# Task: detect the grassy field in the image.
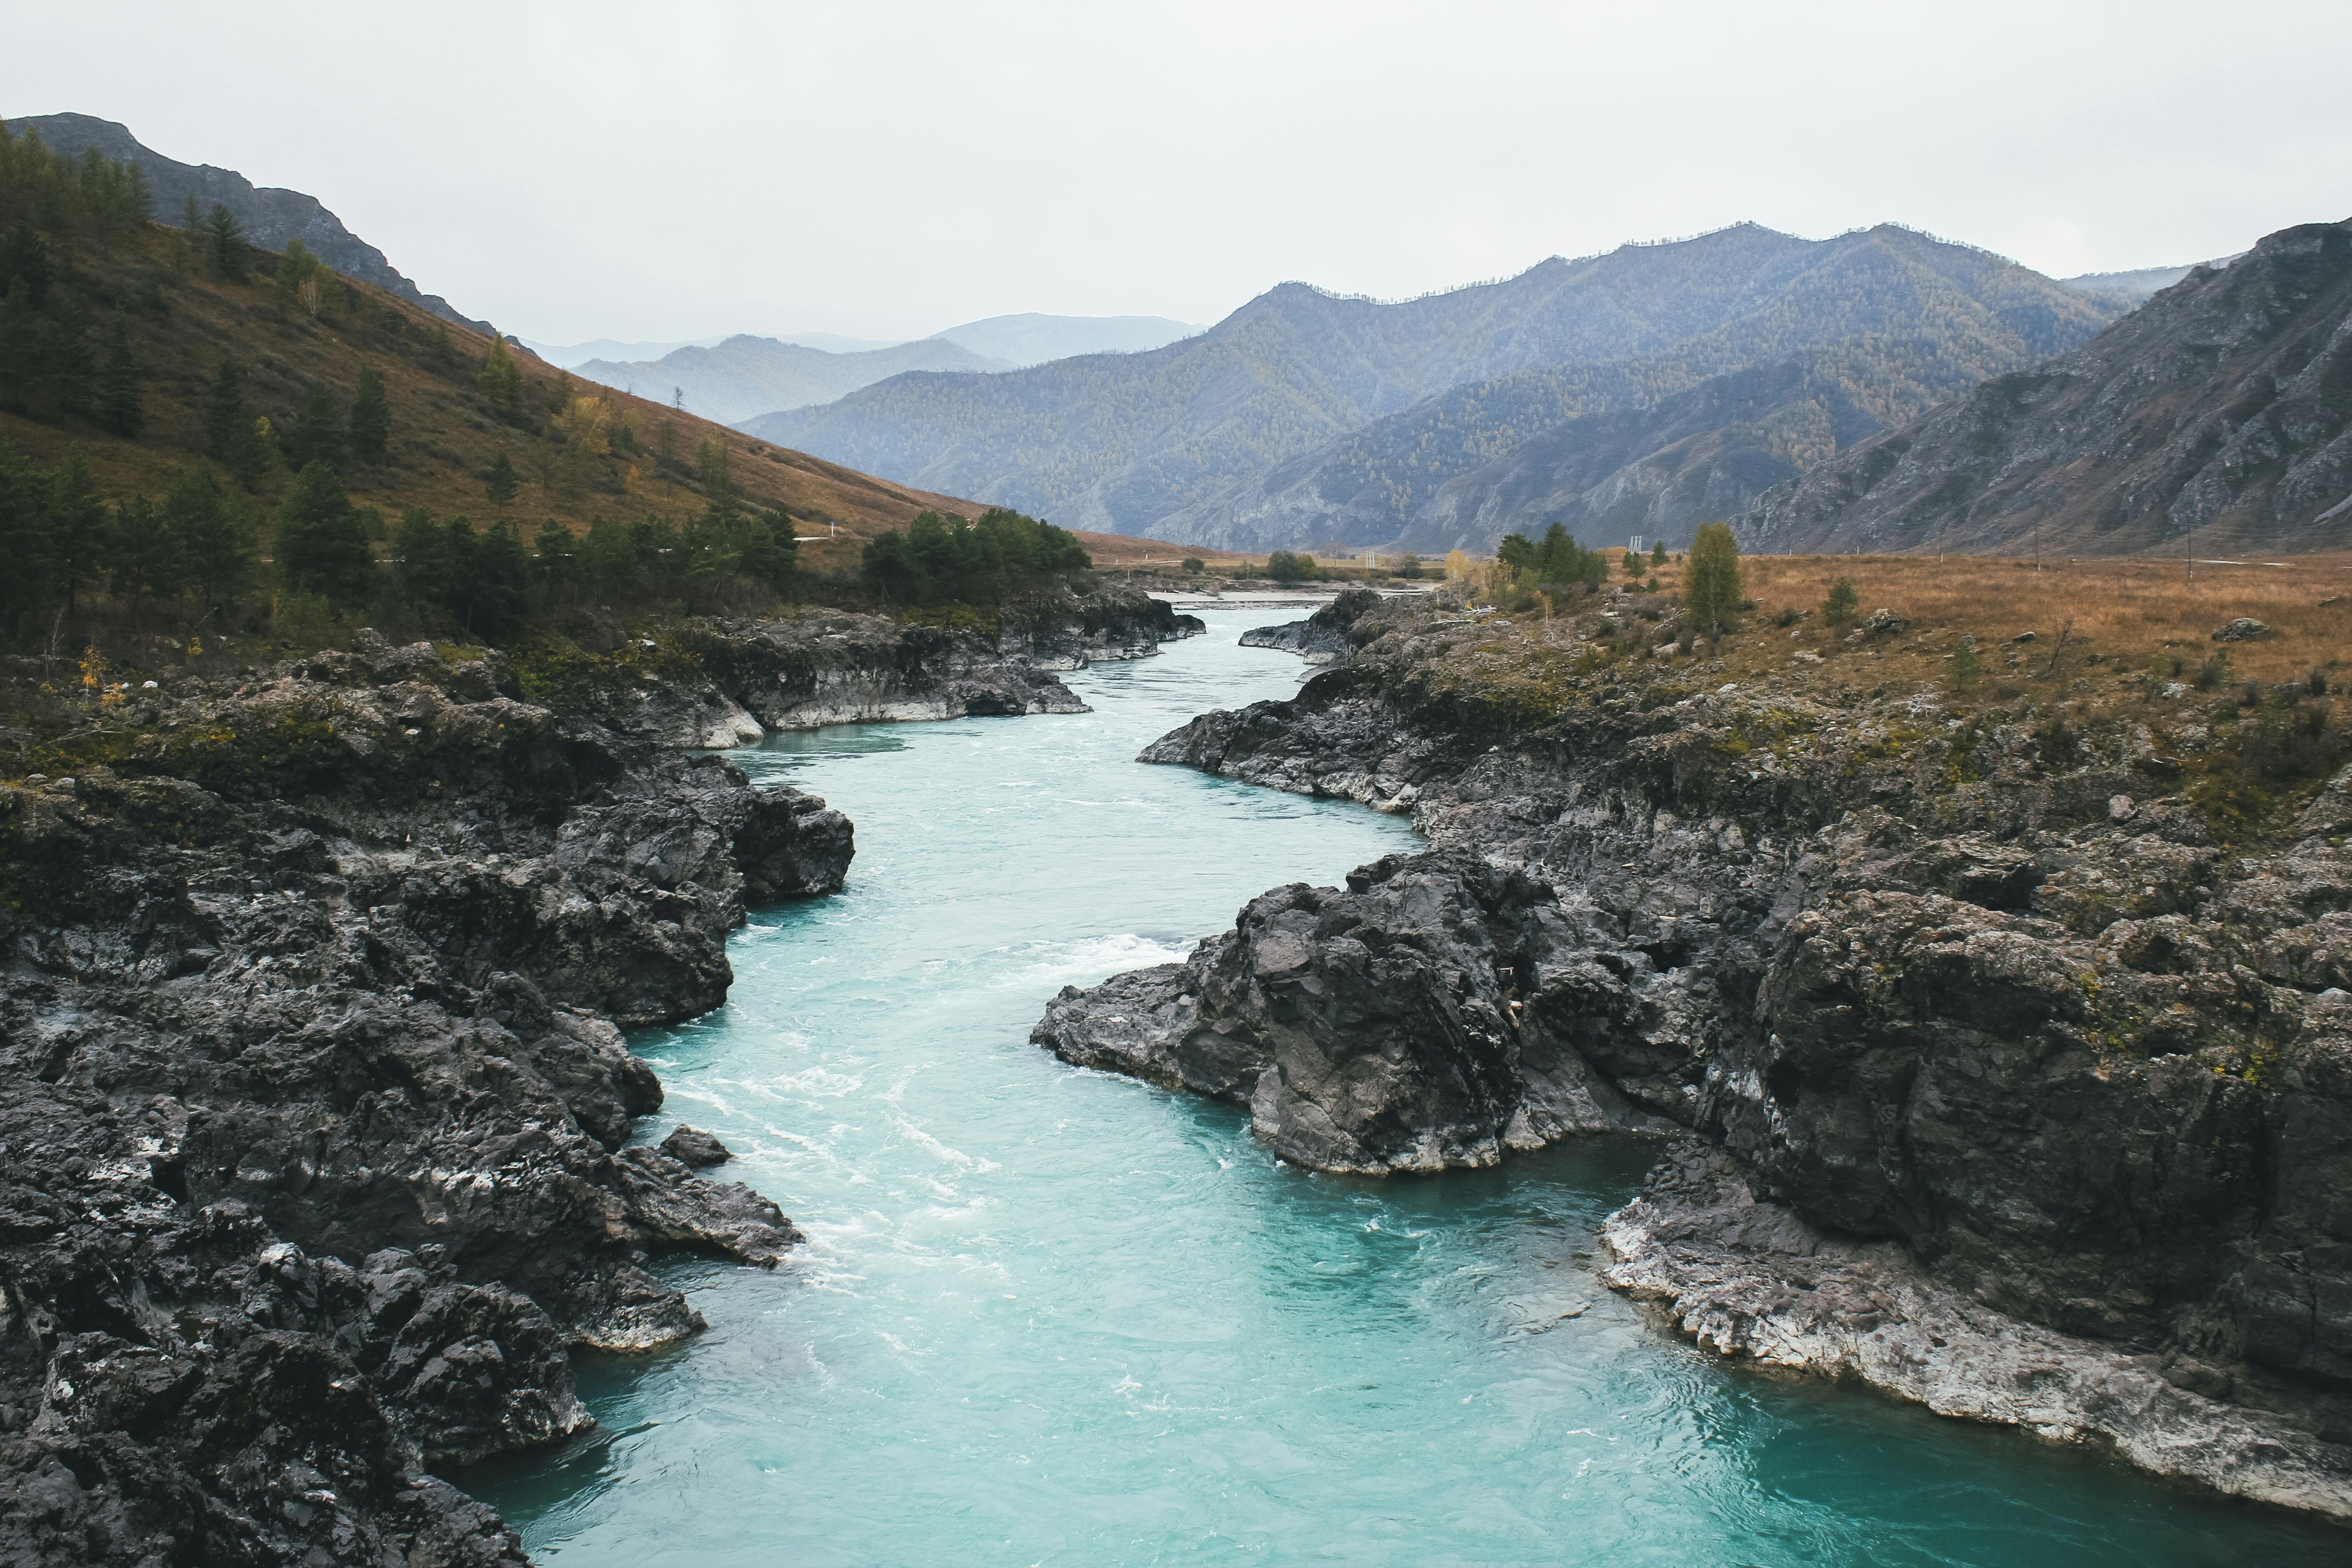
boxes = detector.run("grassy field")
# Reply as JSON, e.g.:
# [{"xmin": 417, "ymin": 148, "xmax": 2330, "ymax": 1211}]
[{"xmin": 1731, "ymin": 552, "xmax": 2352, "ymax": 688}]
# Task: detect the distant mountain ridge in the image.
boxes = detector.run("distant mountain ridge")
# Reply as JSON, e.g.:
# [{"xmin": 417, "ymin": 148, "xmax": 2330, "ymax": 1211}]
[
  {"xmin": 6, "ymin": 111, "xmax": 490, "ymax": 333},
  {"xmin": 563, "ymin": 315, "xmax": 1206, "ymax": 422},
  {"xmin": 570, "ymin": 335, "xmax": 1013, "ymax": 424},
  {"xmin": 1735, "ymin": 219, "xmax": 2352, "ymax": 558},
  {"xmin": 2061, "ymin": 260, "xmax": 2241, "ymax": 303},
  {"xmin": 749, "ymin": 223, "xmax": 2126, "ymax": 550},
  {"xmin": 927, "ymin": 314, "xmax": 1202, "ymax": 367},
  {"xmin": 523, "ymin": 334, "xmax": 730, "ymax": 368}
]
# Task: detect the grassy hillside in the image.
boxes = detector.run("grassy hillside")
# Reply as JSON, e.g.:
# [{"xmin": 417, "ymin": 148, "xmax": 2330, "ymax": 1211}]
[{"xmin": 0, "ymin": 227, "xmax": 975, "ymax": 544}]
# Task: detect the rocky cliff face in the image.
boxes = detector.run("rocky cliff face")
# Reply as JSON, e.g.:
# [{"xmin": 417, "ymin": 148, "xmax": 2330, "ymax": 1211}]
[
  {"xmin": 1037, "ymin": 599, "xmax": 2352, "ymax": 1515},
  {"xmin": 1739, "ymin": 219, "xmax": 2352, "ymax": 557}
]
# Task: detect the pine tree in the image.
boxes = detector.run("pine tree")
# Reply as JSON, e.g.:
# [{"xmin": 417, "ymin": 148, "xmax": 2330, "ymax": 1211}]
[
  {"xmin": 274, "ymin": 238, "xmax": 319, "ymax": 307},
  {"xmin": 475, "ymin": 336, "xmax": 524, "ymax": 422},
  {"xmin": 1682, "ymin": 520, "xmax": 1743, "ymax": 638},
  {"xmin": 95, "ymin": 309, "xmax": 144, "ymax": 437},
  {"xmin": 0, "ymin": 438, "xmax": 50, "ymax": 628},
  {"xmin": 166, "ymin": 463, "xmax": 256, "ymax": 612},
  {"xmin": 532, "ymin": 518, "xmax": 581, "ymax": 601},
  {"xmin": 1651, "ymin": 539, "xmax": 1668, "ymax": 566},
  {"xmin": 203, "ymin": 204, "xmax": 244, "ymax": 278},
  {"xmin": 392, "ymin": 508, "xmax": 456, "ymax": 613},
  {"xmin": 108, "ymin": 493, "xmax": 186, "ymax": 629},
  {"xmin": 0, "ymin": 226, "xmax": 52, "ymax": 308},
  {"xmin": 735, "ymin": 510, "xmax": 797, "ymax": 591},
  {"xmin": 696, "ymin": 436, "xmax": 736, "ymax": 519},
  {"xmin": 1949, "ymin": 639, "xmax": 1983, "ymax": 691},
  {"xmin": 482, "ymin": 451, "xmax": 518, "ymax": 506},
  {"xmin": 463, "ymin": 521, "xmax": 529, "ymax": 636},
  {"xmin": 1823, "ymin": 576, "xmax": 1860, "ymax": 627},
  {"xmin": 347, "ymin": 367, "xmax": 388, "ymax": 465},
  {"xmin": 204, "ymin": 359, "xmax": 246, "ymax": 460},
  {"xmin": 281, "ymin": 380, "xmax": 345, "ymax": 472},
  {"xmin": 43, "ymin": 446, "xmax": 109, "ymax": 617},
  {"xmin": 274, "ymin": 461, "xmax": 375, "ymax": 603}
]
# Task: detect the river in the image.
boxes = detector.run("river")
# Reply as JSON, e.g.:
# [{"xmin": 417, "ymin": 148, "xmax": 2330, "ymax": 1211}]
[{"xmin": 473, "ymin": 609, "xmax": 2343, "ymax": 1566}]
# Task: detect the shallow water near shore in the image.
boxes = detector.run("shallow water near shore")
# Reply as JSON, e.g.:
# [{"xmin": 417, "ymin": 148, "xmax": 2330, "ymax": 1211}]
[{"xmin": 473, "ymin": 610, "xmax": 2346, "ymax": 1566}]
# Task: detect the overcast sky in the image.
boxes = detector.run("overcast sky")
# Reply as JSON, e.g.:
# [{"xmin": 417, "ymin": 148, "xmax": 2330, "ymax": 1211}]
[{"xmin": 10, "ymin": 1, "xmax": 2350, "ymax": 344}]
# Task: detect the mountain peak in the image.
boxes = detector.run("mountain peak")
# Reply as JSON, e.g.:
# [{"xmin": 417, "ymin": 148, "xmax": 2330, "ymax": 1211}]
[{"xmin": 1737, "ymin": 216, "xmax": 2352, "ymax": 556}]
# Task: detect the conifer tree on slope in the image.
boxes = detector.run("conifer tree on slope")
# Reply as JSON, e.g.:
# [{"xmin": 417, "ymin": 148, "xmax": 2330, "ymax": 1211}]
[
  {"xmin": 94, "ymin": 308, "xmax": 143, "ymax": 437},
  {"xmin": 347, "ymin": 367, "xmax": 389, "ymax": 465},
  {"xmin": 1682, "ymin": 520, "xmax": 1743, "ymax": 639},
  {"xmin": 274, "ymin": 461, "xmax": 375, "ymax": 604}
]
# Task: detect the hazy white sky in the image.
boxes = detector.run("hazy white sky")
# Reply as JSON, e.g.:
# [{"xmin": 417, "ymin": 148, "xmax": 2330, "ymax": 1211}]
[{"xmin": 10, "ymin": 1, "xmax": 2349, "ymax": 343}]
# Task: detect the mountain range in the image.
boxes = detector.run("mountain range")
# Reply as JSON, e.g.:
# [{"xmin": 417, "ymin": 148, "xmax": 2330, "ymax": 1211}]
[
  {"xmin": 569, "ymin": 336, "xmax": 1015, "ymax": 424},
  {"xmin": 747, "ymin": 223, "xmax": 2128, "ymax": 551},
  {"xmin": 537, "ymin": 315, "xmax": 1201, "ymax": 374},
  {"xmin": 7, "ymin": 112, "xmax": 491, "ymax": 333},
  {"xmin": 559, "ymin": 314, "xmax": 1205, "ymax": 422},
  {"xmin": 1736, "ymin": 219, "xmax": 2352, "ymax": 558}
]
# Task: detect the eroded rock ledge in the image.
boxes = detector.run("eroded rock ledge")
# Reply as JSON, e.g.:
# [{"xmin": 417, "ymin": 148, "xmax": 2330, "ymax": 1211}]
[{"xmin": 1039, "ymin": 595, "xmax": 2352, "ymax": 1515}]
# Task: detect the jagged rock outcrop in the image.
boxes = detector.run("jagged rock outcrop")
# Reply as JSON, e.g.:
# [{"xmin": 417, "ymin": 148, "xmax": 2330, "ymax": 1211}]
[
  {"xmin": 1237, "ymin": 589, "xmax": 1385, "ymax": 666},
  {"xmin": 1738, "ymin": 218, "xmax": 2352, "ymax": 557},
  {"xmin": 0, "ymin": 637, "xmax": 838, "ymax": 1564},
  {"xmin": 1042, "ymin": 598, "xmax": 2352, "ymax": 1514},
  {"xmin": 1034, "ymin": 850, "xmax": 1668, "ymax": 1173}
]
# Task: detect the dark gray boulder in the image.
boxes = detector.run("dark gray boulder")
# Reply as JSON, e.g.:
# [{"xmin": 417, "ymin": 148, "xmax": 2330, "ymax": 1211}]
[{"xmin": 661, "ymin": 1126, "xmax": 733, "ymax": 1167}]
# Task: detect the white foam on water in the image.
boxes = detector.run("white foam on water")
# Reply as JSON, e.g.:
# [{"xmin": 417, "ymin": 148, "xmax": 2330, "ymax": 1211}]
[{"xmin": 994, "ymin": 932, "xmax": 1195, "ymax": 990}]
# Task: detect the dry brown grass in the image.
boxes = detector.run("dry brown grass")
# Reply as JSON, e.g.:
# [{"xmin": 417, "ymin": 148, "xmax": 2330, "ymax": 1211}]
[{"xmin": 1694, "ymin": 553, "xmax": 2352, "ymax": 687}]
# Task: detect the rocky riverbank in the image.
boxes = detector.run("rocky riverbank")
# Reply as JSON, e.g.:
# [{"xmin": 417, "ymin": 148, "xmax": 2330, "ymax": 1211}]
[
  {"xmin": 1235, "ymin": 588, "xmax": 1382, "ymax": 666},
  {"xmin": 0, "ymin": 586, "xmax": 1194, "ymax": 1563},
  {"xmin": 1035, "ymin": 589, "xmax": 2352, "ymax": 1517},
  {"xmin": 541, "ymin": 585, "xmax": 1204, "ymax": 748}
]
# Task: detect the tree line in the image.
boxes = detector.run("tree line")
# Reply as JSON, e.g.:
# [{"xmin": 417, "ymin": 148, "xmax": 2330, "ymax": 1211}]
[
  {"xmin": 0, "ymin": 433, "xmax": 806, "ymax": 646},
  {"xmin": 1497, "ymin": 523, "xmax": 1610, "ymax": 588},
  {"xmin": 859, "ymin": 509, "xmax": 1090, "ymax": 605}
]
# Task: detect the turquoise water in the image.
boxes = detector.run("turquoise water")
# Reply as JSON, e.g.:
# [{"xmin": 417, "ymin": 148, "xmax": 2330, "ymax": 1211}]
[{"xmin": 475, "ymin": 612, "xmax": 2345, "ymax": 1566}]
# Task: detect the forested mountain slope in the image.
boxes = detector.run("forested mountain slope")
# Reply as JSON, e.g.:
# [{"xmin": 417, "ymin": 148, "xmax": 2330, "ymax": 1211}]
[
  {"xmin": 0, "ymin": 118, "xmax": 979, "ymax": 650},
  {"xmin": 572, "ymin": 334, "xmax": 1011, "ymax": 424},
  {"xmin": 11, "ymin": 112, "xmax": 490, "ymax": 331},
  {"xmin": 750, "ymin": 223, "xmax": 2123, "ymax": 546},
  {"xmin": 1736, "ymin": 219, "xmax": 2352, "ymax": 557}
]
